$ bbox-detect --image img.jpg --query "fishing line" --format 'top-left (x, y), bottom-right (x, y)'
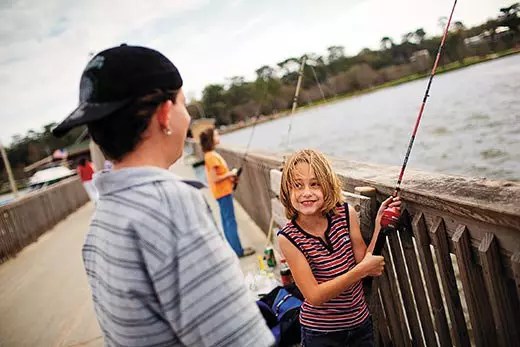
top-left (233, 72), bottom-right (274, 189)
top-left (309, 65), bottom-right (327, 102)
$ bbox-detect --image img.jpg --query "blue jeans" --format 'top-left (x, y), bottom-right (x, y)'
top-left (301, 317), bottom-right (373, 347)
top-left (217, 194), bottom-right (244, 257)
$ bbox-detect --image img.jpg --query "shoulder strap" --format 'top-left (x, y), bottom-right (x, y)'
top-left (343, 202), bottom-right (350, 230)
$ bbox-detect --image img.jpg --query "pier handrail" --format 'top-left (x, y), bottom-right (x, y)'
top-left (218, 144), bottom-right (520, 347)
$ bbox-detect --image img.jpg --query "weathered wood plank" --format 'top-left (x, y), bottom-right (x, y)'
top-left (512, 252), bottom-right (520, 303)
top-left (430, 217), bottom-right (470, 347)
top-left (354, 187), bottom-right (376, 244)
top-left (331, 159), bottom-right (520, 231)
top-left (379, 260), bottom-right (407, 347)
top-left (270, 168), bottom-right (282, 197)
top-left (0, 177), bottom-right (89, 264)
top-left (412, 213), bottom-right (452, 347)
top-left (387, 230), bottom-right (424, 346)
top-left (271, 198), bottom-right (288, 229)
top-left (384, 247), bottom-right (412, 346)
top-left (479, 233), bottom-right (520, 346)
top-left (377, 291), bottom-right (392, 347)
top-left (400, 211), bottom-right (438, 347)
top-left (452, 225), bottom-right (497, 346)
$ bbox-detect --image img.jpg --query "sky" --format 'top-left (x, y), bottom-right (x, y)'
top-left (0, 0), bottom-right (513, 145)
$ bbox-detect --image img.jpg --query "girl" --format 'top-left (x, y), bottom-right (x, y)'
top-left (277, 149), bottom-right (400, 347)
top-left (199, 127), bottom-right (255, 258)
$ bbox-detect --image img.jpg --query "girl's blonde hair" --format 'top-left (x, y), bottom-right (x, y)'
top-left (280, 149), bottom-right (343, 219)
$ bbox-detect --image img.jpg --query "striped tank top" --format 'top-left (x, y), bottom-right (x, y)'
top-left (278, 203), bottom-right (369, 332)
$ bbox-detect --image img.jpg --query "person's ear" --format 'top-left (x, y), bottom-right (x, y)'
top-left (156, 100), bottom-right (173, 135)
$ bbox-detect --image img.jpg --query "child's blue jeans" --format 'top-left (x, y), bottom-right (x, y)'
top-left (217, 194), bottom-right (244, 257)
top-left (301, 317), bottom-right (373, 347)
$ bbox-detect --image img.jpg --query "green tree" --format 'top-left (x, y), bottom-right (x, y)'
top-left (499, 3), bottom-right (520, 34)
top-left (326, 45), bottom-right (345, 63)
top-left (414, 28), bottom-right (426, 44)
top-left (380, 37), bottom-right (394, 50)
top-left (226, 76), bottom-right (254, 106)
top-left (201, 84), bottom-right (231, 126)
top-left (255, 65), bottom-right (276, 81)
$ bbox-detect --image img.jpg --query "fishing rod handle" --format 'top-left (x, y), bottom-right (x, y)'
top-left (372, 227), bottom-right (393, 256)
top-left (232, 167), bottom-right (243, 190)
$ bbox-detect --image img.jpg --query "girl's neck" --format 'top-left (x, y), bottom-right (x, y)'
top-left (296, 213), bottom-right (328, 236)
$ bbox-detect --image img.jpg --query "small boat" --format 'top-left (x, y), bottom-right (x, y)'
top-left (28, 166), bottom-right (76, 191)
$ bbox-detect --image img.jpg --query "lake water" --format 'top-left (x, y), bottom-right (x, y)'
top-left (222, 54), bottom-right (520, 181)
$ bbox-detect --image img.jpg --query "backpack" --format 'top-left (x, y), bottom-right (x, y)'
top-left (257, 284), bottom-right (304, 346)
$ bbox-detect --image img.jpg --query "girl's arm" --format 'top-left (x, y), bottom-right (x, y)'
top-left (208, 167), bottom-right (236, 184)
top-left (348, 204), bottom-right (369, 264)
top-left (279, 235), bottom-right (384, 306)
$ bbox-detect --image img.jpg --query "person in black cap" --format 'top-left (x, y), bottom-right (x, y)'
top-left (54, 45), bottom-right (274, 347)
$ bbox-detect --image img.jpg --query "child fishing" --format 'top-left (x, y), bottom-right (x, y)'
top-left (277, 149), bottom-right (401, 347)
top-left (200, 127), bottom-right (255, 258)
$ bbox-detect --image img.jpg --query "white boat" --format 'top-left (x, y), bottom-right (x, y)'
top-left (28, 166), bottom-right (76, 190)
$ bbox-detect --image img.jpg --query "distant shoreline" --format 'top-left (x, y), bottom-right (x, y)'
top-left (220, 48), bottom-right (520, 136)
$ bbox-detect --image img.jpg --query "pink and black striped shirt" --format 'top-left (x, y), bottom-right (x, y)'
top-left (278, 203), bottom-right (369, 332)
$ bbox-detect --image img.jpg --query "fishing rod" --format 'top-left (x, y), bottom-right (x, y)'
top-left (373, 0), bottom-right (458, 255)
top-left (232, 55), bottom-right (308, 191)
top-left (232, 73), bottom-right (275, 190)
top-left (286, 55), bottom-right (307, 150)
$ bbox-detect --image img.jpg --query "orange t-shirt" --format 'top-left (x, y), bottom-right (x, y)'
top-left (204, 151), bottom-right (233, 199)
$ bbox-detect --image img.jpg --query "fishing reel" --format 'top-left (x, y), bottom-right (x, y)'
top-left (232, 167), bottom-right (243, 190)
top-left (372, 206), bottom-right (400, 256)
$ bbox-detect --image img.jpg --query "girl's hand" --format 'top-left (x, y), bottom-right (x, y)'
top-left (376, 196), bottom-right (401, 226)
top-left (358, 252), bottom-right (385, 277)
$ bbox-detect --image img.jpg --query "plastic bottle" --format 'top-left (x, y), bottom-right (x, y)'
top-left (280, 259), bottom-right (293, 286)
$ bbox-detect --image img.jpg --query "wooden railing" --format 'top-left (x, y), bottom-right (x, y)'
top-left (0, 177), bottom-right (89, 264)
top-left (218, 145), bottom-right (520, 347)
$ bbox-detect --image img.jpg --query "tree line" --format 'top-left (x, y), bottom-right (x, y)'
top-left (189, 3), bottom-right (519, 126)
top-left (1, 3), bottom-right (519, 184)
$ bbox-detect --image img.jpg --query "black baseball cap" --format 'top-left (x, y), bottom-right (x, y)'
top-left (53, 44), bottom-right (183, 137)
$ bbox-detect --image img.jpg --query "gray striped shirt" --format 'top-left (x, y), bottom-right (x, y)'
top-left (84, 167), bottom-right (274, 347)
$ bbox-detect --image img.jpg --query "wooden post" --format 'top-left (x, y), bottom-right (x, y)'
top-left (479, 233), bottom-right (520, 346)
top-left (387, 229), bottom-right (423, 346)
top-left (399, 211), bottom-right (437, 347)
top-left (511, 252), bottom-right (520, 301)
top-left (412, 213), bottom-right (452, 347)
top-left (354, 187), bottom-right (377, 244)
top-left (430, 218), bottom-right (470, 347)
top-left (452, 225), bottom-right (497, 346)
top-left (0, 142), bottom-right (18, 197)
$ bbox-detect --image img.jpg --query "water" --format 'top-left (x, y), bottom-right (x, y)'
top-left (0, 192), bottom-right (17, 206)
top-left (222, 55), bottom-right (520, 181)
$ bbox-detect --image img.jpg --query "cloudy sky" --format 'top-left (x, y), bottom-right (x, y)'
top-left (0, 0), bottom-right (511, 145)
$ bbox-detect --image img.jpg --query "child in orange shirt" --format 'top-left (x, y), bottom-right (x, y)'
top-left (199, 128), bottom-right (255, 257)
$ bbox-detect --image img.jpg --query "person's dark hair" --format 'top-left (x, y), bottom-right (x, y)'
top-left (199, 127), bottom-right (215, 153)
top-left (88, 89), bottom-right (179, 161)
top-left (79, 158), bottom-right (87, 166)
